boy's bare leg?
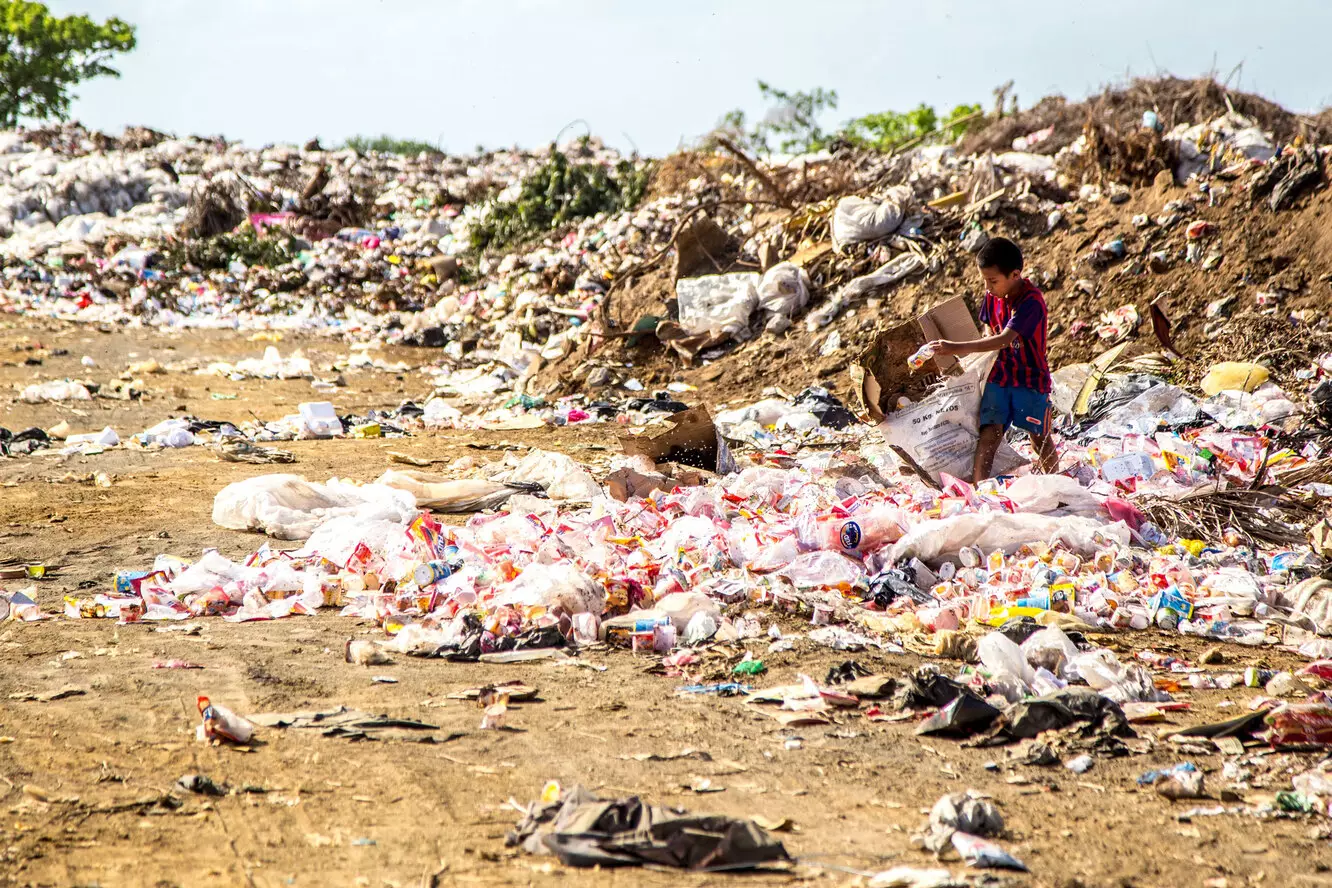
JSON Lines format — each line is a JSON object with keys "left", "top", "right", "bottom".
{"left": 1030, "top": 431, "right": 1058, "bottom": 474}
{"left": 972, "top": 425, "right": 1004, "bottom": 485}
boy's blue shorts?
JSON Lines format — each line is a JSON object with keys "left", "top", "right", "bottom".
{"left": 979, "top": 383, "right": 1051, "bottom": 435}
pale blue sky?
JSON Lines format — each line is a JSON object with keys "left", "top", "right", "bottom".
{"left": 51, "top": 0, "right": 1332, "bottom": 153}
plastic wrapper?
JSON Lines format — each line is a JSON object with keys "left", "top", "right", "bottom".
{"left": 1267, "top": 701, "right": 1332, "bottom": 745}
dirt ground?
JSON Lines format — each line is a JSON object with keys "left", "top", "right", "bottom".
{"left": 4, "top": 317, "right": 1332, "bottom": 888}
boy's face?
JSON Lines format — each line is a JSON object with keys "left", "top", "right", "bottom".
{"left": 980, "top": 265, "right": 1023, "bottom": 299}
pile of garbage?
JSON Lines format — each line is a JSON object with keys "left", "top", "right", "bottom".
{"left": 18, "top": 346, "right": 1323, "bottom": 657}
{"left": 1, "top": 76, "right": 1327, "bottom": 427}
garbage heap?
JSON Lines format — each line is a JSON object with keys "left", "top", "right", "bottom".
{"left": 1, "top": 76, "right": 1327, "bottom": 426}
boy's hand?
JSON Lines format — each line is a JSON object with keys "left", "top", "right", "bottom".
{"left": 927, "top": 339, "right": 956, "bottom": 357}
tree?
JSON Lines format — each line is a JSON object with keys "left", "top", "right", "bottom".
{"left": 707, "top": 83, "right": 983, "bottom": 157}
{"left": 707, "top": 83, "right": 839, "bottom": 156}
{"left": 0, "top": 1, "right": 136, "bottom": 127}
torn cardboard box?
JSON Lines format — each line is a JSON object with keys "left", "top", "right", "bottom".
{"left": 618, "top": 406, "right": 736, "bottom": 476}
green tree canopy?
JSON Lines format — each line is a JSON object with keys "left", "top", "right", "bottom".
{"left": 0, "top": 1, "right": 136, "bottom": 127}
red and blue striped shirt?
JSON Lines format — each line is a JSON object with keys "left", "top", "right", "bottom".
{"left": 978, "top": 279, "right": 1051, "bottom": 394}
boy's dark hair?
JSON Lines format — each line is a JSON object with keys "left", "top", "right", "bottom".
{"left": 976, "top": 237, "right": 1023, "bottom": 274}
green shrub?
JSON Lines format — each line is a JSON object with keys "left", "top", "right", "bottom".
{"left": 467, "top": 149, "right": 653, "bottom": 253}
{"left": 344, "top": 134, "right": 442, "bottom": 156}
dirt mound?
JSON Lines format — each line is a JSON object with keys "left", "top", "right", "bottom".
{"left": 960, "top": 76, "right": 1323, "bottom": 157}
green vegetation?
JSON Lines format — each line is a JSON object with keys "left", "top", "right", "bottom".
{"left": 0, "top": 1, "right": 136, "bottom": 127}
{"left": 160, "top": 229, "right": 296, "bottom": 272}
{"left": 344, "top": 134, "right": 442, "bottom": 156}
{"left": 710, "top": 82, "right": 984, "bottom": 156}
{"left": 467, "top": 148, "right": 653, "bottom": 253}
{"left": 839, "top": 102, "right": 983, "bottom": 152}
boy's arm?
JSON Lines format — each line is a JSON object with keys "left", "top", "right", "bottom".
{"left": 929, "top": 329, "right": 1017, "bottom": 357}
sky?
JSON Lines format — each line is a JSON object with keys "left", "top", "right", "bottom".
{"left": 48, "top": 0, "right": 1332, "bottom": 155}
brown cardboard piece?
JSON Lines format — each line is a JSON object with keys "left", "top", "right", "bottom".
{"left": 618, "top": 405, "right": 736, "bottom": 475}
{"left": 849, "top": 295, "right": 982, "bottom": 422}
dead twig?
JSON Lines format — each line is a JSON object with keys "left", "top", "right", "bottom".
{"left": 714, "top": 136, "right": 793, "bottom": 208}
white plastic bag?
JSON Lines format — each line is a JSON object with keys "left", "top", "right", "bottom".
{"left": 780, "top": 551, "right": 866, "bottom": 589}
{"left": 211, "top": 474, "right": 418, "bottom": 540}
{"left": 878, "top": 351, "right": 1026, "bottom": 480}
{"left": 757, "top": 262, "right": 810, "bottom": 321}
{"left": 491, "top": 449, "right": 600, "bottom": 502}
{"left": 1004, "top": 474, "right": 1105, "bottom": 517}
{"left": 657, "top": 591, "right": 722, "bottom": 633}
{"left": 20, "top": 379, "right": 91, "bottom": 402}
{"left": 495, "top": 563, "right": 605, "bottom": 615}
{"left": 675, "top": 272, "right": 760, "bottom": 338}
{"left": 978, "top": 633, "right": 1035, "bottom": 701}
{"left": 830, "top": 189, "right": 909, "bottom": 251}
{"left": 806, "top": 252, "right": 925, "bottom": 332}
{"left": 1021, "top": 625, "right": 1080, "bottom": 676}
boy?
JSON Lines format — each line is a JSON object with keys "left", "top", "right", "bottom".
{"left": 925, "top": 237, "right": 1057, "bottom": 485}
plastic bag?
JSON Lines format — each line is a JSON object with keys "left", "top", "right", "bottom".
{"left": 831, "top": 190, "right": 909, "bottom": 251}
{"left": 877, "top": 351, "right": 1026, "bottom": 481}
{"left": 21, "top": 379, "right": 91, "bottom": 402}
{"left": 297, "top": 516, "right": 418, "bottom": 569}
{"left": 1293, "top": 578, "right": 1332, "bottom": 636}
{"left": 757, "top": 262, "right": 810, "bottom": 321}
{"left": 806, "top": 252, "right": 924, "bottom": 330}
{"left": 978, "top": 633, "right": 1035, "bottom": 700}
{"left": 1200, "top": 362, "right": 1269, "bottom": 396}
{"left": 1084, "top": 382, "right": 1200, "bottom": 438}
{"left": 657, "top": 591, "right": 721, "bottom": 633}
{"left": 675, "top": 272, "right": 760, "bottom": 338}
{"left": 1070, "top": 649, "right": 1165, "bottom": 703}
{"left": 780, "top": 551, "right": 866, "bottom": 589}
{"left": 1004, "top": 474, "right": 1104, "bottom": 517}
{"left": 211, "top": 474, "right": 418, "bottom": 540}
{"left": 494, "top": 562, "right": 605, "bottom": 615}
{"left": 1021, "top": 626, "right": 1079, "bottom": 676}
{"left": 491, "top": 449, "right": 600, "bottom": 502}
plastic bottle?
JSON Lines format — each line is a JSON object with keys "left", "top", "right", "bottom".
{"left": 197, "top": 695, "right": 254, "bottom": 744}
{"left": 803, "top": 505, "right": 906, "bottom": 556}
{"left": 907, "top": 343, "right": 937, "bottom": 371}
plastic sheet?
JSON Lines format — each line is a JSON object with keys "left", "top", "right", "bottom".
{"left": 886, "top": 513, "right": 1129, "bottom": 566}
{"left": 211, "top": 474, "right": 418, "bottom": 540}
